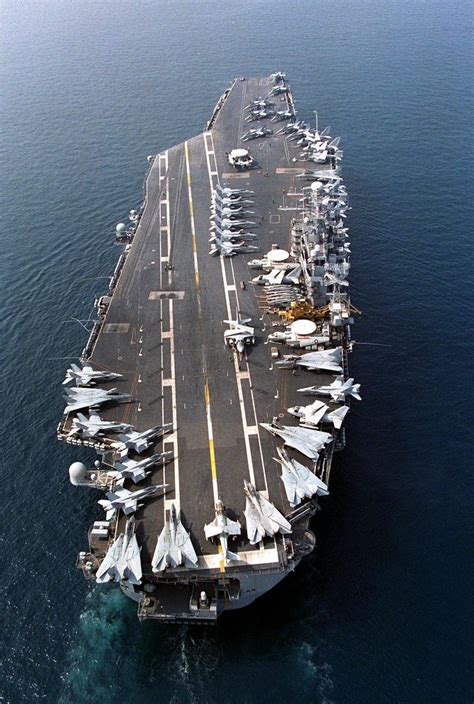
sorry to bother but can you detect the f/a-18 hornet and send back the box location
[63,363,123,386]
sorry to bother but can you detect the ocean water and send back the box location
[1,1,472,702]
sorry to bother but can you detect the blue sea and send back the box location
[1,1,472,702]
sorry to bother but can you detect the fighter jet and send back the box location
[270,71,286,83]
[114,451,173,483]
[113,423,173,454]
[274,447,329,507]
[209,239,259,257]
[296,169,340,180]
[68,411,132,438]
[277,119,306,135]
[267,330,330,348]
[297,376,362,402]
[98,483,167,516]
[151,504,198,572]
[63,363,123,387]
[244,480,292,545]
[244,98,273,110]
[245,109,274,122]
[241,127,273,141]
[204,500,241,563]
[276,347,343,373]
[209,231,258,243]
[213,216,256,227]
[271,109,293,122]
[223,313,255,353]
[210,219,256,232]
[212,215,256,227]
[215,186,254,197]
[269,84,288,96]
[95,516,142,585]
[211,206,255,217]
[213,194,254,206]
[304,149,328,164]
[260,422,332,461]
[287,399,329,427]
[63,387,131,414]
[252,266,301,287]
[287,400,350,430]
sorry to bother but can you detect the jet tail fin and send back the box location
[351,384,362,400]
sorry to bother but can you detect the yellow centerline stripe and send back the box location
[204,379,217,481]
[217,544,225,573]
[208,439,217,480]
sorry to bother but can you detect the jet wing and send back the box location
[257,494,292,534]
[327,406,349,429]
[268,269,285,285]
[225,517,241,535]
[293,460,329,497]
[204,520,221,539]
[119,499,138,514]
[175,524,198,565]
[244,499,266,545]
[292,427,333,445]
[85,426,100,437]
[280,467,299,506]
[329,389,345,402]
[121,534,142,584]
[285,266,301,284]
[64,399,92,414]
[151,525,172,571]
[281,435,320,461]
[304,400,328,425]
[296,358,343,373]
[96,535,124,583]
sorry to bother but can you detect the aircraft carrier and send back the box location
[58,73,360,623]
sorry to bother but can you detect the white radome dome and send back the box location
[115,222,127,234]
[69,461,88,486]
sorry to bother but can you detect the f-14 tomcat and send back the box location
[96,517,142,585]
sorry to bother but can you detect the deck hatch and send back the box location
[103,323,130,333]
[148,291,185,300]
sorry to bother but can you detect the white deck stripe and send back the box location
[158,156,168,523]
[157,151,180,514]
[184,142,201,289]
[203,131,257,486]
[165,152,180,509]
[185,140,220,508]
[229,257,268,493]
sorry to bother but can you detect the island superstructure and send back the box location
[57,73,360,623]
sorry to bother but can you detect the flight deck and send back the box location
[59,74,356,621]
